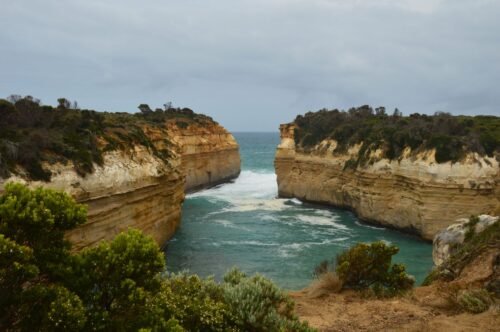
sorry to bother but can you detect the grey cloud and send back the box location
[1,0,499,131]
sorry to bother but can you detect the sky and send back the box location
[1,0,499,131]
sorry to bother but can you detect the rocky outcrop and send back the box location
[0,121,240,250]
[433,215,498,266]
[275,123,500,240]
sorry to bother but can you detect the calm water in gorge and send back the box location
[165,132,433,290]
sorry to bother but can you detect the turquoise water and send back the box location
[165,132,433,290]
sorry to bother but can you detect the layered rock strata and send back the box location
[167,122,240,192]
[275,124,499,240]
[0,121,240,250]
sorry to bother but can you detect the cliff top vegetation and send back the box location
[0,95,216,181]
[292,106,499,165]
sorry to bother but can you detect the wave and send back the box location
[220,240,279,247]
[355,221,386,230]
[212,219,250,231]
[295,214,349,230]
[188,170,278,201]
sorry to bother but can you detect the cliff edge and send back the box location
[0,98,240,249]
[275,108,499,240]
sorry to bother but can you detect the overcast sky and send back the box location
[1,0,499,131]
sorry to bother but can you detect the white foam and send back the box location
[261,215,279,222]
[221,240,279,247]
[313,209,335,217]
[188,170,278,201]
[295,214,349,230]
[288,198,303,205]
[212,219,250,231]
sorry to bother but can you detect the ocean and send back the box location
[165,132,433,290]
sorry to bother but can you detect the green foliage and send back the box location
[159,273,231,332]
[0,184,313,332]
[0,183,86,279]
[0,184,87,330]
[0,234,39,316]
[464,215,480,241]
[16,285,86,332]
[0,95,215,181]
[329,241,414,296]
[292,107,499,165]
[457,289,493,313]
[71,229,166,331]
[223,268,314,332]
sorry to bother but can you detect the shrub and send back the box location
[159,273,231,332]
[457,289,493,313]
[442,285,494,314]
[223,268,314,332]
[313,241,415,297]
[0,184,315,332]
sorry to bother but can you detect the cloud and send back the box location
[1,0,499,131]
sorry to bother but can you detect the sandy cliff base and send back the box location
[292,287,499,332]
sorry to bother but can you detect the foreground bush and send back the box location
[0,183,313,331]
[313,241,415,297]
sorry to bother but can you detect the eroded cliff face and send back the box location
[166,122,240,192]
[275,124,500,240]
[0,121,240,250]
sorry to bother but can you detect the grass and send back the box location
[306,271,343,298]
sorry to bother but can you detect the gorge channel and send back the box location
[165,132,433,290]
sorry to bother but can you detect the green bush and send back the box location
[223,268,314,332]
[457,289,493,313]
[0,184,314,332]
[159,273,231,332]
[332,241,414,296]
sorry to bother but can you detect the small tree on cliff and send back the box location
[138,103,153,114]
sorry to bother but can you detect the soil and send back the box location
[292,286,499,331]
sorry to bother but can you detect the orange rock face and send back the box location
[0,120,240,250]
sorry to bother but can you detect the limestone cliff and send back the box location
[275,123,499,240]
[166,122,240,192]
[0,118,240,250]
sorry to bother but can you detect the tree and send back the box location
[0,183,87,278]
[0,184,87,330]
[71,229,167,331]
[57,98,71,109]
[163,102,173,111]
[138,104,152,114]
[392,108,402,117]
[6,94,22,104]
[375,106,386,116]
